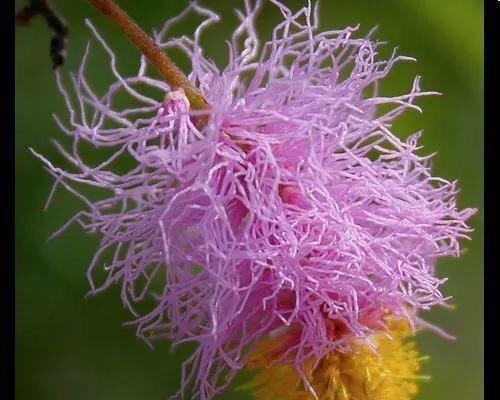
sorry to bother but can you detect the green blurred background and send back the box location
[15,0,483,399]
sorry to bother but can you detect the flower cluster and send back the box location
[34,1,475,399]
[245,317,423,400]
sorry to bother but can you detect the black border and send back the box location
[6,1,494,400]
[2,0,15,399]
[484,1,498,400]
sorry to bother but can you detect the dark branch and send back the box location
[16,0,69,70]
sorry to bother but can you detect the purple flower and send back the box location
[33,1,475,398]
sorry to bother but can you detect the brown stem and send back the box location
[88,0,208,110]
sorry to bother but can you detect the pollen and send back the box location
[244,319,425,400]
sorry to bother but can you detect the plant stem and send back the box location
[88,0,208,110]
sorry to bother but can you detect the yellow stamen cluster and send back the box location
[243,319,425,400]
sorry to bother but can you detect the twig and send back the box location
[88,0,208,110]
[16,0,69,69]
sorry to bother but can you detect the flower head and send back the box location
[245,318,424,400]
[34,1,475,398]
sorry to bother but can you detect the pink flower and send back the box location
[33,1,475,398]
